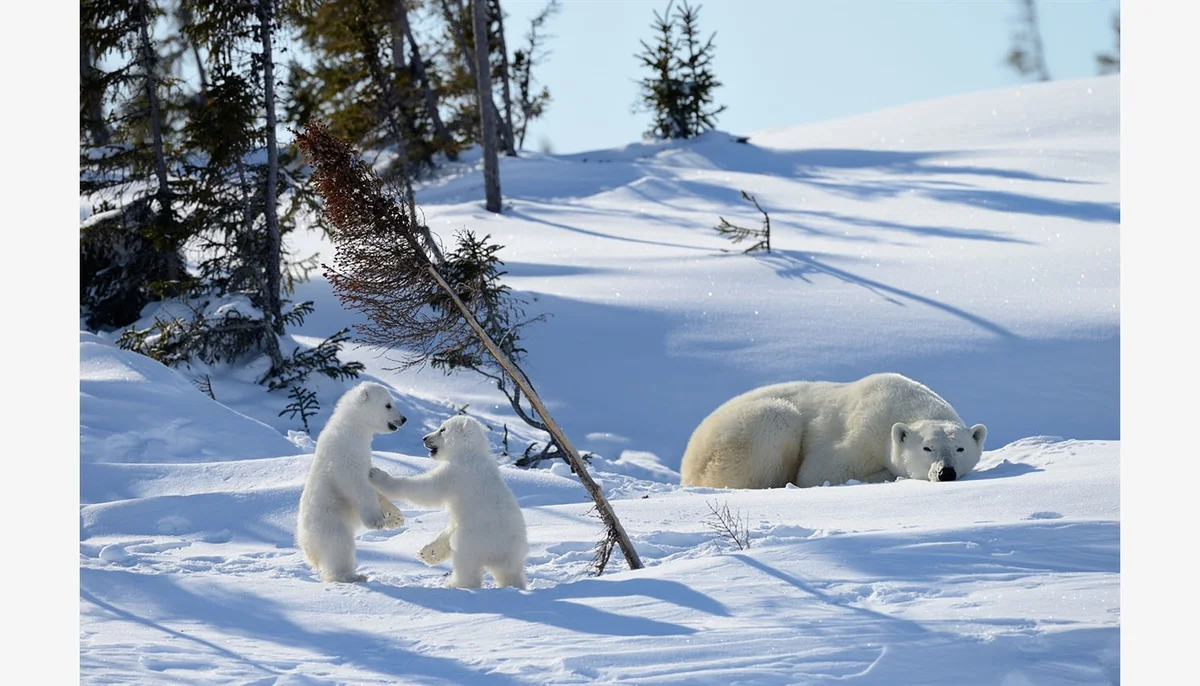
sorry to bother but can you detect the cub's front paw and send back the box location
[382,509,405,529]
[418,538,452,566]
[368,466,389,484]
[365,511,388,530]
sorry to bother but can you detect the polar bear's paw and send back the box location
[418,536,452,566]
[378,494,406,529]
[382,509,405,529]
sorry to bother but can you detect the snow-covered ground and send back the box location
[78,75,1120,684]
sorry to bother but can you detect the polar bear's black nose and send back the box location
[936,465,957,482]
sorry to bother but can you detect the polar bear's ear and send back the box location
[357,384,372,403]
[970,424,987,448]
[892,422,911,445]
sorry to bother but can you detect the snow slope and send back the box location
[79,75,1120,684]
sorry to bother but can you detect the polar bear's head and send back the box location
[890,420,987,482]
[341,381,407,434]
[422,415,490,462]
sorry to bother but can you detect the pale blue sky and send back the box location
[498,0,1121,153]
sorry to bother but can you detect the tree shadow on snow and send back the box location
[370,576,722,637]
[753,249,1021,341]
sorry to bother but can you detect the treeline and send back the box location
[79,0,559,410]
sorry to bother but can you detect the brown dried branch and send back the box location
[293,119,467,369]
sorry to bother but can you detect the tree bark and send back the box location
[390,0,407,73]
[357,0,446,265]
[394,0,456,160]
[80,44,111,146]
[471,0,502,213]
[425,264,643,569]
[491,0,517,155]
[135,0,180,283]
[257,0,285,364]
[440,0,506,149]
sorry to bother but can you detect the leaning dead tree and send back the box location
[295,120,644,572]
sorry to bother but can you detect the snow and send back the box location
[77,76,1123,684]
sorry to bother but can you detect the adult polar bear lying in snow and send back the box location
[296,381,408,583]
[680,373,987,489]
[369,415,529,590]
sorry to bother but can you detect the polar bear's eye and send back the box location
[439,428,445,434]
[922,447,932,452]
[956,447,964,452]
[385,403,392,409]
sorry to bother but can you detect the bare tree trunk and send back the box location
[390,0,407,73]
[395,0,456,160]
[80,44,111,146]
[471,0,502,213]
[257,0,285,367]
[440,0,505,148]
[190,42,209,92]
[357,0,446,265]
[491,0,517,155]
[135,0,179,283]
[425,264,643,569]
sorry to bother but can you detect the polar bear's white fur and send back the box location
[369,415,529,590]
[680,373,987,489]
[296,381,408,582]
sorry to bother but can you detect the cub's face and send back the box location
[891,421,987,482]
[422,415,490,461]
[356,382,407,434]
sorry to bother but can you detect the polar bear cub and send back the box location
[369,415,529,590]
[680,372,987,489]
[296,381,408,583]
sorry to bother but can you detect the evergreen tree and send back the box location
[82,0,365,407]
[1096,12,1120,75]
[1006,0,1051,82]
[145,0,351,386]
[635,0,723,141]
[80,0,191,331]
[674,0,725,137]
[636,0,685,141]
[287,0,462,175]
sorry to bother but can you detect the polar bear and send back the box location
[680,373,987,489]
[296,381,408,582]
[369,415,529,590]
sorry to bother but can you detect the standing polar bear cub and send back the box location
[296,381,408,582]
[369,415,529,590]
[680,373,987,489]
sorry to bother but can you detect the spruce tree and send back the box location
[1096,13,1120,75]
[287,0,461,175]
[674,0,725,138]
[635,0,723,141]
[636,0,685,140]
[1006,0,1051,82]
[80,0,191,331]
